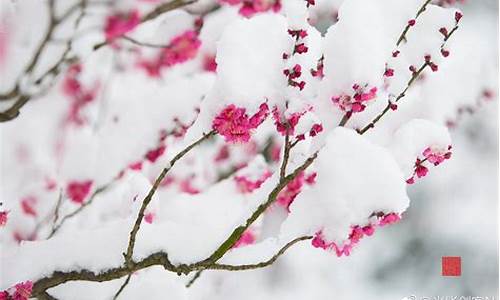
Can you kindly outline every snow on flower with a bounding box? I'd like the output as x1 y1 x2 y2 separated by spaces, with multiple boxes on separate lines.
389 119 452 181
312 212 402 257
276 171 316 211
66 180 93 204
281 128 409 254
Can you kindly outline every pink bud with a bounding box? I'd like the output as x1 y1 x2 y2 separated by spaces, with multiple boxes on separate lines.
408 19 416 26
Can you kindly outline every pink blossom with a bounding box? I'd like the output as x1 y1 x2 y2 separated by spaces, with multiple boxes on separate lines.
379 213 401 226
231 0 281 17
272 106 305 136
384 68 394 77
67 180 93 204
104 10 140 41
309 123 323 137
1 281 33 300
203 54 217 72
423 146 452 166
234 171 272 193
415 164 428 178
145 145 166 163
212 103 269 143
62 64 99 125
144 212 155 224
20 196 37 217
233 229 256 248
294 43 308 54
276 171 315 211
312 212 401 256
129 161 143 171
138 30 201 77
214 145 230 162
0 211 8 227
179 178 200 194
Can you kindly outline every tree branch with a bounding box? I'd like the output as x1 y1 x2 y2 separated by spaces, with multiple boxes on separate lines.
396 0 432 46
123 130 216 266
208 236 312 271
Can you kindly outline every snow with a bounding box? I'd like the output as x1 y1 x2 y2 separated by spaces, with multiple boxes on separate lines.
281 127 409 245
388 119 451 177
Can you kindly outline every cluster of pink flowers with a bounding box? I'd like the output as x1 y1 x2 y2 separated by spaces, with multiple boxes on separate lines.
138 30 201 77
104 9 140 41
282 28 309 90
234 170 272 193
406 145 452 184
312 212 401 257
212 103 270 143
0 211 8 227
276 171 316 211
0 281 33 300
272 106 304 136
233 229 256 248
219 0 281 18
66 180 93 204
61 64 99 125
331 84 378 114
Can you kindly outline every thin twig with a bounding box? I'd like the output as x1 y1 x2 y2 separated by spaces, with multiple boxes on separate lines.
208 236 312 271
396 0 432 46
112 274 131 300
123 131 216 266
48 183 113 238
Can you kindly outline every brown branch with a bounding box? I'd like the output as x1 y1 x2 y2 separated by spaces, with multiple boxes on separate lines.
123 130 216 266
357 62 429 135
279 133 291 180
208 236 312 271
396 0 432 46
358 19 460 135
200 151 318 265
112 274 131 300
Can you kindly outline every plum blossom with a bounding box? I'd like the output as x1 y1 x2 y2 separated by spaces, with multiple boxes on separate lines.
145 145 166 163
276 172 316 211
212 103 270 143
61 64 99 125
332 84 378 114
312 212 402 257
0 211 8 227
406 146 452 184
20 196 37 217
234 170 272 193
0 281 33 300
138 30 201 77
233 229 256 248
66 180 93 204
104 9 140 41
219 0 281 18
